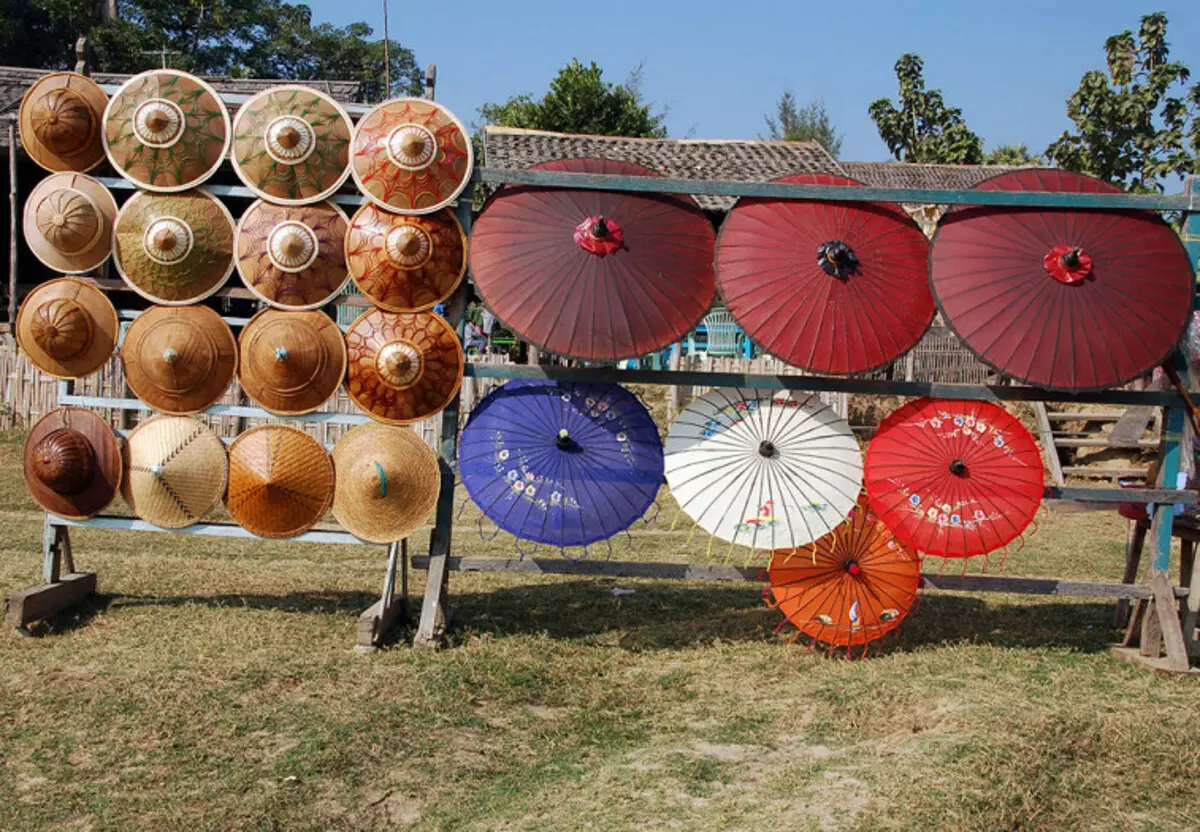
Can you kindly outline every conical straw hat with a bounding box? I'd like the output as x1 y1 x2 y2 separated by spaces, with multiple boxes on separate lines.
24 406 122 520
16 277 118 380
122 305 237 415
345 203 466 312
19 71 108 173
233 199 350 309
225 425 334 538
120 415 228 529
331 422 439 543
23 172 118 274
238 307 346 415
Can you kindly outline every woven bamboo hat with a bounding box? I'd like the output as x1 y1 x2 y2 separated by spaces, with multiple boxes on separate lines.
24 406 122 520
122 305 237 415
113 188 236 305
349 97 473 215
238 308 347 415
234 199 350 309
120 415 228 529
19 72 108 173
225 425 334 538
331 422 439 543
230 85 354 205
102 69 230 192
345 307 464 424
23 172 118 274
346 203 466 312
16 278 118 379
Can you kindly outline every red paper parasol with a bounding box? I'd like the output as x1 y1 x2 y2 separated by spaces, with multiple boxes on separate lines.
865 398 1044 562
930 169 1194 392
469 158 717 362
767 495 921 655
717 173 934 375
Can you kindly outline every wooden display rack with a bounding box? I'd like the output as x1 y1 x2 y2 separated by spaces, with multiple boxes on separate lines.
5 80 1199 670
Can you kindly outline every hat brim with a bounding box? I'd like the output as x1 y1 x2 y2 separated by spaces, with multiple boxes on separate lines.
16 277 119 380
225 425 334 538
23 173 118 274
332 422 440 543
18 72 108 174
24 407 122 520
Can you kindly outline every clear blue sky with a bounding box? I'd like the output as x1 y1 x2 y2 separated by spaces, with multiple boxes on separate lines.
307 0 1199 164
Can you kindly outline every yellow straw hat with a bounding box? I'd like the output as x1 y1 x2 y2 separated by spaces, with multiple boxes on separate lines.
331 422 440 543
120 415 228 529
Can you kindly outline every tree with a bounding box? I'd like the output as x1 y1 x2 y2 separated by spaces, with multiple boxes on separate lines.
764 92 843 158
868 54 984 164
984 143 1042 166
0 0 97 69
478 59 667 138
1045 12 1200 192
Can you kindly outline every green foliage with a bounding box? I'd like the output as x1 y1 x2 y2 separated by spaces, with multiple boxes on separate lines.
0 0 96 69
479 60 667 138
1045 12 1200 192
984 143 1042 166
764 92 843 158
868 54 984 164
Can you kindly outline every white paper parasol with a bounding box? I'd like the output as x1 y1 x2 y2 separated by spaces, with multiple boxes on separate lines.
665 389 863 553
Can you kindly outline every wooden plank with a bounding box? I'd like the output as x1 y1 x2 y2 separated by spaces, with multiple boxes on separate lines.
1151 570 1190 671
1061 466 1147 478
1109 646 1200 677
1046 486 1196 505
414 462 456 649
4 572 97 628
462 364 1186 407
1050 438 1159 448
55 394 373 425
7 121 16 331
1046 412 1125 420
31 277 374 308
95 175 372 207
48 515 371 545
1034 403 1065 486
356 595 409 649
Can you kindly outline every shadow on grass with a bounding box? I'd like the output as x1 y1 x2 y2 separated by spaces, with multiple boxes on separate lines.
18 583 1124 655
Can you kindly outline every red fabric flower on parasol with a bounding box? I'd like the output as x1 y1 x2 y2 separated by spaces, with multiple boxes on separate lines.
716 173 934 375
930 169 1194 392
864 398 1044 562
469 158 717 362
767 495 921 655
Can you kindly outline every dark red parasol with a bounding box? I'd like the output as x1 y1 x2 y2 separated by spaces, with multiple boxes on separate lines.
930 169 1194 392
717 173 934 375
864 398 1044 562
469 158 717 362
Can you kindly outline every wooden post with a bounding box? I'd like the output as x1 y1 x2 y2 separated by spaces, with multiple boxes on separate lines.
8 120 17 336
424 64 437 100
1033 403 1065 486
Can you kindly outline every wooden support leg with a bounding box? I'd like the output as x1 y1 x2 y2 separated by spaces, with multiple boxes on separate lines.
1115 520 1148 628
6 520 96 631
1184 539 1200 658
414 460 455 649
356 539 410 651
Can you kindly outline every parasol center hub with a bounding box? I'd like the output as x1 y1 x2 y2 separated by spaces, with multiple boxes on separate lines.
555 428 574 450
758 440 777 458
386 124 437 171
143 216 194 265
375 339 423 390
384 224 433 268
846 560 862 576
949 458 968 477
264 115 317 165
267 221 320 273
1043 243 1092 285
573 215 624 257
817 240 859 278
132 98 185 148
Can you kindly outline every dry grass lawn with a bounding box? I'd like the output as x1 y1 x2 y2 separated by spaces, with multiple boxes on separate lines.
1 427 1198 831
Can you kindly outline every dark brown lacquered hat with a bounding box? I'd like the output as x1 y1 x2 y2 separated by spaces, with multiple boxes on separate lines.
225 424 334 538
113 188 236 305
16 278 119 380
331 422 439 543
24 406 122 520
238 308 347 416
19 72 108 173
103 69 231 192
120 415 228 529
349 97 473 215
234 199 350 309
122 305 237 415
231 85 353 205
23 172 117 275
345 203 466 312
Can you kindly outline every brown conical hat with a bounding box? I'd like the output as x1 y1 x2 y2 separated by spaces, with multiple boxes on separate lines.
345 307 464 425
122 305 237 415
238 307 347 416
230 85 354 205
19 72 108 173
102 69 231 192
234 199 350 310
349 97 473 215
225 424 334 538
16 277 119 379
24 406 122 520
113 188 236 305
23 173 118 274
120 415 228 529
346 203 466 312
331 422 439 543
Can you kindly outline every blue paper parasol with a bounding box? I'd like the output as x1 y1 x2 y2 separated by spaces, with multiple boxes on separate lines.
459 380 664 551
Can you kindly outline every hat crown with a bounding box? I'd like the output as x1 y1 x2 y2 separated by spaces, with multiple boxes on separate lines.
31 427 93 494
29 297 94 360
35 187 102 254
385 224 432 268
376 339 422 389
29 88 96 157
